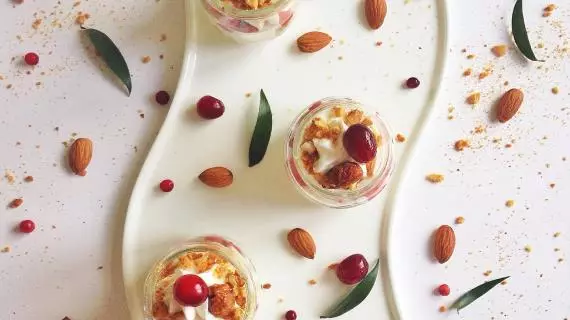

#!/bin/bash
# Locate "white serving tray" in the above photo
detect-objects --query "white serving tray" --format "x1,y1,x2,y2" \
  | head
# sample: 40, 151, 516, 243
123, 0, 448, 319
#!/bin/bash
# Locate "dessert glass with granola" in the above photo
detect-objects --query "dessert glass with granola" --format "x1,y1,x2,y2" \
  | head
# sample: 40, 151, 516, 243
201, 0, 296, 42
285, 97, 395, 208
144, 236, 258, 320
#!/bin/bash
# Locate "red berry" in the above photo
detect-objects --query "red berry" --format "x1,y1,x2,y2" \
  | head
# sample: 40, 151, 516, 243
343, 124, 377, 163
406, 77, 420, 89
155, 91, 170, 105
19, 220, 35, 233
173, 274, 209, 307
437, 284, 450, 296
197, 95, 225, 119
285, 310, 297, 320
159, 179, 174, 192
24, 52, 39, 66
336, 254, 369, 285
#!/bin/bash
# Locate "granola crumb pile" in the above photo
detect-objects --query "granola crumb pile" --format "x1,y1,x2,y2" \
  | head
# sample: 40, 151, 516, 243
426, 174, 444, 184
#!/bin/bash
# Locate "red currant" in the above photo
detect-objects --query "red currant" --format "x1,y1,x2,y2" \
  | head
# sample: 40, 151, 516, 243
155, 91, 170, 106
285, 310, 297, 320
24, 52, 39, 66
19, 220, 35, 233
406, 77, 420, 89
173, 274, 209, 307
197, 95, 225, 119
159, 179, 174, 192
336, 254, 369, 285
343, 124, 377, 163
437, 284, 450, 296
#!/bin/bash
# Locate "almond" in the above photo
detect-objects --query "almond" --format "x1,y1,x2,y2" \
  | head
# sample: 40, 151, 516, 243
199, 167, 233, 188
497, 88, 524, 123
327, 162, 363, 188
287, 228, 316, 259
433, 225, 455, 264
365, 0, 387, 30
297, 31, 332, 53
68, 138, 93, 176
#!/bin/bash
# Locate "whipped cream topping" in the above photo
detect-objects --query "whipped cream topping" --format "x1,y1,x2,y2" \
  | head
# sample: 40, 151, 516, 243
159, 269, 225, 320
304, 114, 372, 175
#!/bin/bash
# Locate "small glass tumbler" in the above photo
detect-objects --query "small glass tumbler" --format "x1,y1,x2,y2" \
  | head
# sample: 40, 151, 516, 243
285, 97, 395, 208
201, 0, 297, 42
143, 235, 259, 320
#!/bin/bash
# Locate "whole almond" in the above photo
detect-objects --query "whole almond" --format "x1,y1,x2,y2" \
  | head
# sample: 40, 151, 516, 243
199, 167, 233, 188
497, 88, 524, 123
68, 138, 93, 176
327, 161, 363, 188
365, 0, 387, 30
433, 225, 455, 264
287, 228, 316, 259
297, 31, 332, 53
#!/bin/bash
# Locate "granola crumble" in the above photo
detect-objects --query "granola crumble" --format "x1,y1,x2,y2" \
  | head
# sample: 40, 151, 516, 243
491, 45, 508, 57
308, 279, 317, 286
455, 216, 465, 224
462, 68, 472, 76
552, 86, 559, 94
454, 139, 469, 151
426, 174, 444, 184
262, 283, 271, 289
466, 92, 480, 105
505, 199, 515, 208
142, 56, 151, 64
395, 133, 406, 143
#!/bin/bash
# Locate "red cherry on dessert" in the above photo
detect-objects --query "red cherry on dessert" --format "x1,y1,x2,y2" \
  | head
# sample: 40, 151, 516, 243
173, 274, 209, 307
336, 254, 369, 285
197, 95, 225, 119
343, 124, 377, 163
24, 52, 39, 66
159, 179, 174, 192
19, 220, 35, 233
285, 310, 297, 320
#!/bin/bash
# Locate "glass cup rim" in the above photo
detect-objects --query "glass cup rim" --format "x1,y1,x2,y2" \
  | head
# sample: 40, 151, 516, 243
143, 236, 258, 320
203, 0, 294, 19
284, 97, 395, 208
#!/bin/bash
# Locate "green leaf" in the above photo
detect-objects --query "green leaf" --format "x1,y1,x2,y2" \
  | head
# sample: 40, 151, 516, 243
450, 276, 510, 311
248, 89, 273, 167
82, 27, 132, 95
320, 259, 379, 318
512, 0, 542, 61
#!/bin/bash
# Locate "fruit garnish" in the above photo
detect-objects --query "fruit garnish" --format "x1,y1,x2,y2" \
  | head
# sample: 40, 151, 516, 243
197, 95, 225, 119
336, 254, 369, 285
285, 310, 297, 320
437, 284, 450, 296
405, 77, 420, 89
19, 220, 36, 233
343, 124, 377, 163
24, 52, 39, 66
173, 274, 209, 307
159, 179, 174, 192
155, 91, 170, 106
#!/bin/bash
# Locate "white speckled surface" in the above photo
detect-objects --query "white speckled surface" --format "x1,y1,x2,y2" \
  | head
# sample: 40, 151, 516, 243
0, 1, 569, 320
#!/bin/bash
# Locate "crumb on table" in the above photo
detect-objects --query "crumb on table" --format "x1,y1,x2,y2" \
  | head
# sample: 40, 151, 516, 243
455, 216, 465, 224
262, 283, 271, 289
142, 56, 151, 63
426, 174, 444, 184
454, 139, 469, 151
466, 92, 480, 105
395, 134, 406, 143
505, 199, 515, 208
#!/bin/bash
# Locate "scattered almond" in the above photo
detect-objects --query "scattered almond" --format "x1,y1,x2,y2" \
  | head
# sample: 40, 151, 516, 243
466, 92, 481, 105
491, 45, 508, 57
198, 167, 234, 188
426, 174, 444, 184
68, 138, 93, 176
9, 198, 23, 208
297, 31, 332, 53
496, 88, 524, 123
364, 0, 387, 30
433, 225, 455, 264
287, 228, 316, 260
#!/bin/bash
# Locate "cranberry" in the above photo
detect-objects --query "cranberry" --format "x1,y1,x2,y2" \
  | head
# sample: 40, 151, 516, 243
285, 310, 297, 320
159, 179, 174, 192
343, 124, 377, 163
155, 91, 170, 105
24, 52, 39, 66
197, 95, 225, 119
173, 274, 209, 307
19, 220, 35, 233
437, 284, 450, 296
336, 254, 369, 285
406, 77, 420, 89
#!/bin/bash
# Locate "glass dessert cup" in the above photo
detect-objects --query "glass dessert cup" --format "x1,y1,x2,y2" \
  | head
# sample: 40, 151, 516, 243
144, 236, 259, 320
201, 0, 296, 43
285, 97, 395, 209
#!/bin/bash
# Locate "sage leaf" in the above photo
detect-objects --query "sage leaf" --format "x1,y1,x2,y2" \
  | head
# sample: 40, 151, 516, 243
451, 276, 510, 311
248, 89, 272, 167
320, 259, 379, 318
512, 0, 541, 61
82, 27, 132, 95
